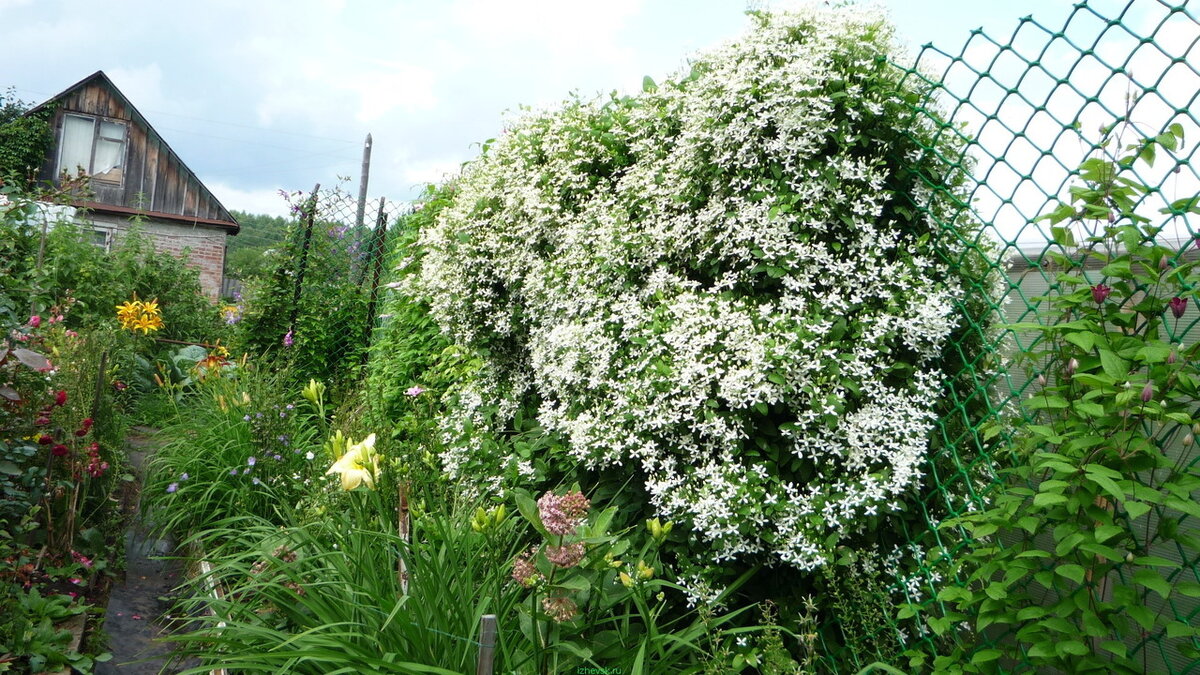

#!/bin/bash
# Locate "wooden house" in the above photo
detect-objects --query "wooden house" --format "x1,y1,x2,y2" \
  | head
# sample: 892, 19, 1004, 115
30, 70, 239, 299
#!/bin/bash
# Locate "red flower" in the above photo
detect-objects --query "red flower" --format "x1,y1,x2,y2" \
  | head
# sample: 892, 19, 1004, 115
28, 315, 41, 328
34, 416, 50, 426
51, 444, 69, 457
74, 428, 88, 437
113, 381, 127, 391
82, 418, 93, 430
37, 435, 53, 445
1091, 284, 1113, 304
1169, 297, 1188, 319
54, 390, 67, 407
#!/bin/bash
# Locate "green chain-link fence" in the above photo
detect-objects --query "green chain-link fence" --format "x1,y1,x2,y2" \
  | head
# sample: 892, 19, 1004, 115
235, 184, 409, 392
818, 1, 1200, 672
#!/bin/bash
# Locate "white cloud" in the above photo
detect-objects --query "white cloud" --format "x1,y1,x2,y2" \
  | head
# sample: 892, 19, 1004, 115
206, 180, 292, 218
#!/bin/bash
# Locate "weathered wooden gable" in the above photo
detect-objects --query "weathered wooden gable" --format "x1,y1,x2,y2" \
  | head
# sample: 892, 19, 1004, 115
33, 71, 238, 231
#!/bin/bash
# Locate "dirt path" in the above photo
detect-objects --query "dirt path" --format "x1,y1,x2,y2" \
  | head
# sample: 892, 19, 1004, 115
95, 426, 199, 675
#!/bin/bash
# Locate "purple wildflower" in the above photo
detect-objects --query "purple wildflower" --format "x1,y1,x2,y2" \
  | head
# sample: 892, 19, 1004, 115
248, 456, 257, 466
283, 330, 294, 347
405, 385, 426, 397
166, 483, 179, 494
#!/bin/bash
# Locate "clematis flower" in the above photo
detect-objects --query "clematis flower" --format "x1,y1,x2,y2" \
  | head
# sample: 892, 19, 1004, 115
1091, 284, 1112, 304
283, 330, 294, 347
325, 433, 379, 491
405, 385, 425, 397
1169, 297, 1188, 319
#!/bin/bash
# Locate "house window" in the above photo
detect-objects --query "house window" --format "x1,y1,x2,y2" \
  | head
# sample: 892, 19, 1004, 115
58, 114, 126, 184
91, 228, 111, 251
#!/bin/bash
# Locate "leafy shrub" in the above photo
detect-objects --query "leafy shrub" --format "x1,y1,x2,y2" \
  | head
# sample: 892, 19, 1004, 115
928, 123, 1200, 672
235, 186, 377, 390
0, 188, 225, 343
412, 5, 997, 576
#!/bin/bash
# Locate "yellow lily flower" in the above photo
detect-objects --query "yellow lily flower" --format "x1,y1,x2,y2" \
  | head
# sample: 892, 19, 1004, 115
325, 433, 379, 491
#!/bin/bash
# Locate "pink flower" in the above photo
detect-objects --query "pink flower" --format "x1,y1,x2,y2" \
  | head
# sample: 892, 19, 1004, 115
54, 390, 67, 406
545, 542, 586, 569
511, 547, 542, 588
1169, 297, 1188, 319
1091, 284, 1112, 304
1141, 382, 1153, 403
537, 490, 590, 535
52, 444, 69, 457
405, 385, 426, 397
28, 315, 40, 328
541, 596, 579, 623
283, 330, 294, 347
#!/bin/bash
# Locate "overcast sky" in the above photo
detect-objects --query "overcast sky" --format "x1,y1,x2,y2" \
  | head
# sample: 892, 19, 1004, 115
0, 0, 1154, 219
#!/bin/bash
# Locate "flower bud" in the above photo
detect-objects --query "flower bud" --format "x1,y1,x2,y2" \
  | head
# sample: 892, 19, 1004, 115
636, 560, 655, 581
1091, 284, 1113, 304
1141, 382, 1153, 403
1036, 374, 1047, 387
1160, 255, 1170, 271
1065, 358, 1079, 376
619, 572, 634, 588
1168, 350, 1177, 365
1184, 434, 1195, 447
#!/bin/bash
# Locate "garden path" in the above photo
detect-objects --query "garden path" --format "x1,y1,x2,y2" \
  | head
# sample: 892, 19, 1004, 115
95, 427, 199, 675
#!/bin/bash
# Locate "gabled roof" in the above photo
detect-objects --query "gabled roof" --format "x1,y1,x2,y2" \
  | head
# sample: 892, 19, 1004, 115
30, 70, 239, 234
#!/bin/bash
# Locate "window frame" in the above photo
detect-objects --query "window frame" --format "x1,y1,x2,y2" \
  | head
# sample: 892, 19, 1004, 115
56, 113, 128, 187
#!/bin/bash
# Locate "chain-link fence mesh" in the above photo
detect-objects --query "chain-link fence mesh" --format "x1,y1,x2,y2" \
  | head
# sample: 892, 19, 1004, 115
235, 184, 409, 391
820, 1, 1199, 672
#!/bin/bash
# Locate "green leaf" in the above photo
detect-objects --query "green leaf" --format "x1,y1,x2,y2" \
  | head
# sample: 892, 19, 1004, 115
1073, 400, 1105, 418
1086, 472, 1125, 502
513, 490, 548, 537
1166, 621, 1196, 639
0, 460, 20, 476
641, 75, 657, 93
971, 649, 1001, 665
1175, 582, 1200, 598
1099, 640, 1127, 658
1124, 501, 1151, 520
1033, 493, 1067, 508
1063, 332, 1096, 351
985, 583, 1007, 600
1098, 349, 1129, 378
1133, 569, 1171, 598
1056, 564, 1086, 585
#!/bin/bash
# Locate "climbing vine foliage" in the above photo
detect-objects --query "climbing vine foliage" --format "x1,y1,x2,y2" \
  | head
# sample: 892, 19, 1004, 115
414, 6, 997, 571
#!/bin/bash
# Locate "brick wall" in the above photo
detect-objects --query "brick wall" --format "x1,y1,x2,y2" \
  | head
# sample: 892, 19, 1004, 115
88, 213, 227, 300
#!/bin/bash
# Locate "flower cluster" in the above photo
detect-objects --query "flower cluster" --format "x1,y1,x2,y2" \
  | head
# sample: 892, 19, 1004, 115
115, 297, 164, 334
415, 6, 997, 570
537, 490, 589, 535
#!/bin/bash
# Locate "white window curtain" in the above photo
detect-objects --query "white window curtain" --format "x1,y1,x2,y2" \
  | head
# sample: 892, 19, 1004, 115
93, 121, 126, 181
59, 115, 94, 177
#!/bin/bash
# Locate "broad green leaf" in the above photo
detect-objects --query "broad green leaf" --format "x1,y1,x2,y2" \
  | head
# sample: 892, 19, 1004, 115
1094, 524, 1124, 543
1124, 501, 1151, 520
1086, 472, 1125, 502
1056, 564, 1086, 585
1033, 493, 1067, 508
1098, 349, 1129, 378
1133, 569, 1171, 598
1166, 621, 1196, 639
1063, 332, 1096, 351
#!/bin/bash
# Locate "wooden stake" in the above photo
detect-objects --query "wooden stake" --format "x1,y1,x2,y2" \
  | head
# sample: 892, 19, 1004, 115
397, 480, 410, 594
476, 614, 497, 675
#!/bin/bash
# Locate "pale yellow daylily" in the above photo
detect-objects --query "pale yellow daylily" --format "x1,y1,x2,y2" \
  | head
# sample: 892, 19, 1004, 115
325, 433, 379, 491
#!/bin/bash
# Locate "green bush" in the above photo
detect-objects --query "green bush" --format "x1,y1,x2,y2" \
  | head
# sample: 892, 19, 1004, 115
411, 5, 998, 585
